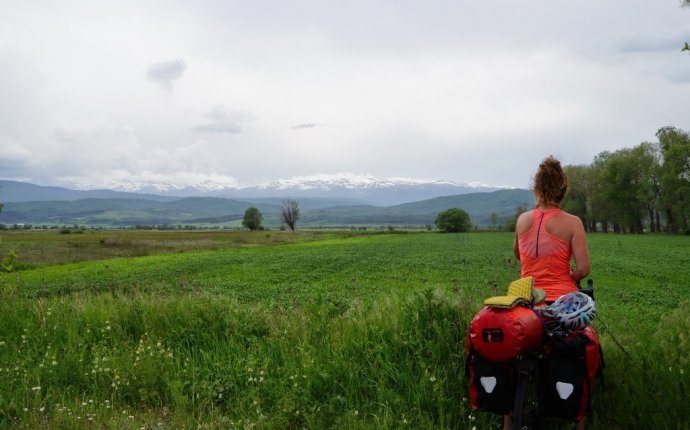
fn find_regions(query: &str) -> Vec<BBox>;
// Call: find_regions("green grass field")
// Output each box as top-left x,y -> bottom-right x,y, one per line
0,230 -> 689,429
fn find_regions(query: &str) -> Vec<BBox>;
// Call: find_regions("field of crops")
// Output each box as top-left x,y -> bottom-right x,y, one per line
0,230 -> 689,429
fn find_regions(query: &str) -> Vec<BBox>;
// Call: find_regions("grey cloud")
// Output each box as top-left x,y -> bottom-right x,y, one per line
194,105 -> 255,134
291,123 -> 322,130
146,59 -> 186,91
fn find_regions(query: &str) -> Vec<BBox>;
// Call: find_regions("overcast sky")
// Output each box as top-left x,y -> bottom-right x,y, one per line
1,0 -> 689,190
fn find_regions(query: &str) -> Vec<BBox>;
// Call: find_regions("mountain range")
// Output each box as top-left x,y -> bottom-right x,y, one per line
1,175 -> 503,206
0,179 -> 534,228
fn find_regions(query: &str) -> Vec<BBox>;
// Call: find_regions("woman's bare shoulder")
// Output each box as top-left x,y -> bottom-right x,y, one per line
515,210 -> 534,234
560,210 -> 584,224
557,211 -> 586,233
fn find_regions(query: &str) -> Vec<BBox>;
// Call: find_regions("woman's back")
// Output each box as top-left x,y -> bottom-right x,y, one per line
515,208 -> 582,301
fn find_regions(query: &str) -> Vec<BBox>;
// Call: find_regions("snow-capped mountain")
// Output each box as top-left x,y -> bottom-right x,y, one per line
255,173 -> 487,191
1,174 -> 506,206
126,174 -> 502,206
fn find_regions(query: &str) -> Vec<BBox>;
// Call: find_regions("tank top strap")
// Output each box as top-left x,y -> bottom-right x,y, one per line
533,208 -> 561,230
532,209 -> 562,258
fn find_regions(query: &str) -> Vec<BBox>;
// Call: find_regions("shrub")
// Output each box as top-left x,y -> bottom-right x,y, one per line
242,207 -> 264,231
434,208 -> 472,233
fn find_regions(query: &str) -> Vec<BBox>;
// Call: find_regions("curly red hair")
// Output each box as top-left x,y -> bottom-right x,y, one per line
533,156 -> 568,205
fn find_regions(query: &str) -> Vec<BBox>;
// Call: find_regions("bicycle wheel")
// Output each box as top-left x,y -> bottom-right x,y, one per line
512,367 -> 544,430
511,370 -> 528,430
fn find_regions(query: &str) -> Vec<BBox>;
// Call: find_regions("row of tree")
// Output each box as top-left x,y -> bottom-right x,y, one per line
561,127 -> 690,234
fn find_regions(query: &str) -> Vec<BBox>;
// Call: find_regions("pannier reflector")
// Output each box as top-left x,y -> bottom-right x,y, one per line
556,382 -> 574,399
480,377 -> 497,393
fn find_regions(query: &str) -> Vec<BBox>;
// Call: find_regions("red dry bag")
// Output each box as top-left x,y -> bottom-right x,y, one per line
468,306 -> 544,362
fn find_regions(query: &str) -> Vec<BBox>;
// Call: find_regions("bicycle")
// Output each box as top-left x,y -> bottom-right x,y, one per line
509,279 -> 596,430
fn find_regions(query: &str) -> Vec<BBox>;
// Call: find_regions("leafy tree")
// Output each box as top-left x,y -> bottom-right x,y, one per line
280,199 -> 301,231
599,147 -> 655,233
586,151 -> 617,232
490,212 -> 498,230
504,204 -> 528,232
563,165 -> 592,230
657,126 -> 690,232
633,142 -> 663,232
242,207 -> 263,231
435,208 -> 472,233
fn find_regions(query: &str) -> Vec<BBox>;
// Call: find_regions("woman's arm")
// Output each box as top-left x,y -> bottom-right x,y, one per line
570,217 -> 590,282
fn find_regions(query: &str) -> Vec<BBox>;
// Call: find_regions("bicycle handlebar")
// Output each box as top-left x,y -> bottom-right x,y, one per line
576,278 -> 594,300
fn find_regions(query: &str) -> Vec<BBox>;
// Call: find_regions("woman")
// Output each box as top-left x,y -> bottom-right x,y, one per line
513,156 -> 590,302
508,155 -> 590,430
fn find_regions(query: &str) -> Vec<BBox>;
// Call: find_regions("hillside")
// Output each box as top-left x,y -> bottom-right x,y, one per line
302,189 -> 533,226
0,180 -> 175,202
0,177 -> 499,206
0,188 -> 533,228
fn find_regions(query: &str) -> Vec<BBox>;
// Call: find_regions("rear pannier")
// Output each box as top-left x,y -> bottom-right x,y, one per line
542,325 -> 603,422
466,349 -> 513,414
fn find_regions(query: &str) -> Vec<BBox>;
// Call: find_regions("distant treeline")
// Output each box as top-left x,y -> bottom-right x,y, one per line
561,126 -> 690,234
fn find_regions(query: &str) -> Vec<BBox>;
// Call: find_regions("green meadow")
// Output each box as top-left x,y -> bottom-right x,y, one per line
0,230 -> 689,429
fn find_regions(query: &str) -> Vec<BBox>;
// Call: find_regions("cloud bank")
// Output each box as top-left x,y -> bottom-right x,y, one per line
1,1 -> 689,190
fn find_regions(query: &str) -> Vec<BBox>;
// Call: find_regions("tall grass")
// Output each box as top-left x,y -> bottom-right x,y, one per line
0,289 -> 493,429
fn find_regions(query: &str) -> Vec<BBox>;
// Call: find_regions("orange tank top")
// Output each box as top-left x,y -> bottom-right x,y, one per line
518,209 -> 577,301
